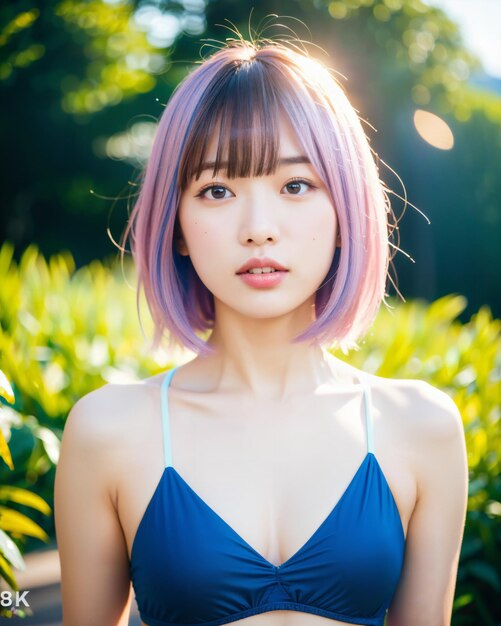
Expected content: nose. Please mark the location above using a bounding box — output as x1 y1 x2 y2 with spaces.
238 188 280 246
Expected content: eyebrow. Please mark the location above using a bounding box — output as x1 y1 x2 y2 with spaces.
198 155 312 173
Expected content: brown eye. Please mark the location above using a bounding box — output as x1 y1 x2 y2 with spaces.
196 184 234 200
281 179 316 196
285 182 302 194
209 186 226 199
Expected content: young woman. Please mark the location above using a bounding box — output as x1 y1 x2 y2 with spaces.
54 37 469 626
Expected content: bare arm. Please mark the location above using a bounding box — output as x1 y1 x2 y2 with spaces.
387 382 469 626
54 389 132 626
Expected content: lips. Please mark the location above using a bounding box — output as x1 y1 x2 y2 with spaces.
236 256 289 274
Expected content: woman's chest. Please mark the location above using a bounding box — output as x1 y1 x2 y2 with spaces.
119 387 415 568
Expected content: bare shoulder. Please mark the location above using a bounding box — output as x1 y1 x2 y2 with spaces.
390 376 463 444
403 379 467 498
64 378 156 443
367 373 466 488
61 375 164 492
365 372 463 440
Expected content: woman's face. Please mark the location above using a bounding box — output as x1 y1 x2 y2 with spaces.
177 115 339 322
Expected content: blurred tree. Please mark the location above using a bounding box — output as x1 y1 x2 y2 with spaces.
0 0 499 317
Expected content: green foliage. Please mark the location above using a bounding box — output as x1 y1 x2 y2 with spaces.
0 369 50 619
0 1 167 114
54 0 162 114
0 0 203 115
321 0 490 121
0 241 499 622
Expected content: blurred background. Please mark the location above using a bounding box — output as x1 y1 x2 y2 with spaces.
0 1 499 625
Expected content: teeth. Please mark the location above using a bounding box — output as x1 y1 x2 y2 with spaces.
247 267 277 274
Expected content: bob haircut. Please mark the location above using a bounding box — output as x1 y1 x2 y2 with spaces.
122 39 392 357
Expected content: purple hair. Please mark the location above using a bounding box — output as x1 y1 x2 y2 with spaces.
122 41 392 356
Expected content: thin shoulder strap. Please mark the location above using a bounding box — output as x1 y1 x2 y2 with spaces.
161 366 178 468
357 372 375 455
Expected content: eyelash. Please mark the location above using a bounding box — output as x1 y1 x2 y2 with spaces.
195 177 318 200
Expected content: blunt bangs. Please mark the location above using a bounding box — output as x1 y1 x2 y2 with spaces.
179 59 283 190
122 40 392 357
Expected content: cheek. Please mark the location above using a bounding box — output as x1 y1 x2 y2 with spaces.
296 200 337 267
178 209 229 276
178 202 215 251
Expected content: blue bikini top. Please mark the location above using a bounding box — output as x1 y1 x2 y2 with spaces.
130 366 406 626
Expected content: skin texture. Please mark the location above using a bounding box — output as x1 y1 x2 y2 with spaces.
54 115 469 626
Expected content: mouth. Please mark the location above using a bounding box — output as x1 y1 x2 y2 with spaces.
236 268 289 289
236 257 289 274
237 267 288 275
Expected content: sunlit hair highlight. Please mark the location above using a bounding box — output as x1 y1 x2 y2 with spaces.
122 39 393 356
